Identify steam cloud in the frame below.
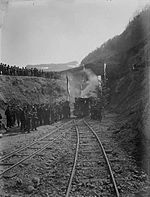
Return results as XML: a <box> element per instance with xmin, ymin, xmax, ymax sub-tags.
<box><xmin>80</xmin><ymin>69</ymin><xmax>98</xmax><ymax>98</ymax></box>
<box><xmin>66</xmin><ymin>68</ymin><xmax>99</xmax><ymax>105</ymax></box>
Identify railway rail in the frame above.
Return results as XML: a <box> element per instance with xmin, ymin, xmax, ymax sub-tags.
<box><xmin>1</xmin><ymin>119</ymin><xmax>120</xmax><ymax>196</ymax></box>
<box><xmin>0</xmin><ymin>120</ymin><xmax>73</xmax><ymax>178</ymax></box>
<box><xmin>65</xmin><ymin>119</ymin><xmax>120</xmax><ymax>197</ymax></box>
<box><xmin>0</xmin><ymin>120</ymin><xmax>72</xmax><ymax>162</ymax></box>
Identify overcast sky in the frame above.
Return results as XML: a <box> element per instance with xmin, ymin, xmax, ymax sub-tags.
<box><xmin>0</xmin><ymin>0</ymin><xmax>149</xmax><ymax>66</ymax></box>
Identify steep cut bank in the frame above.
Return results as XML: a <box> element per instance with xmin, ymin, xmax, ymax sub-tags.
<box><xmin>80</xmin><ymin>7</ymin><xmax>150</xmax><ymax>171</ymax></box>
<box><xmin>0</xmin><ymin>75</ymin><xmax>67</xmax><ymax>116</ymax></box>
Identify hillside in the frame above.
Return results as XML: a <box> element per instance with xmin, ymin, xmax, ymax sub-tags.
<box><xmin>82</xmin><ymin>7</ymin><xmax>150</xmax><ymax>78</ymax></box>
<box><xmin>80</xmin><ymin>7</ymin><xmax>150</xmax><ymax>171</ymax></box>
<box><xmin>0</xmin><ymin>75</ymin><xmax>67</xmax><ymax>117</ymax></box>
<box><xmin>80</xmin><ymin>6</ymin><xmax>150</xmax><ymax>118</ymax></box>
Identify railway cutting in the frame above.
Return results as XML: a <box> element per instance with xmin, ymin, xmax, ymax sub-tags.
<box><xmin>0</xmin><ymin>5</ymin><xmax>150</xmax><ymax>196</ymax></box>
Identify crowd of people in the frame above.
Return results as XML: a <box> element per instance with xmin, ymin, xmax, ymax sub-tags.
<box><xmin>1</xmin><ymin>97</ymin><xmax>103</xmax><ymax>135</ymax></box>
<box><xmin>4</xmin><ymin>101</ymin><xmax>70</xmax><ymax>133</ymax></box>
<box><xmin>0</xmin><ymin>63</ymin><xmax>59</xmax><ymax>79</ymax></box>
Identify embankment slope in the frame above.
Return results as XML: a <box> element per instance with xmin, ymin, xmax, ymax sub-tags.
<box><xmin>0</xmin><ymin>75</ymin><xmax>67</xmax><ymax>116</ymax></box>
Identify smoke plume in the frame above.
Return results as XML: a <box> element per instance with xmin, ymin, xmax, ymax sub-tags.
<box><xmin>80</xmin><ymin>68</ymin><xmax>98</xmax><ymax>98</ymax></box>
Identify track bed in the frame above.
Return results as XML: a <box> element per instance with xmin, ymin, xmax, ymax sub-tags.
<box><xmin>0</xmin><ymin>113</ymin><xmax>149</xmax><ymax>197</ymax></box>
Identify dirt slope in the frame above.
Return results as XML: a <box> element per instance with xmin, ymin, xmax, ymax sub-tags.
<box><xmin>0</xmin><ymin>75</ymin><xmax>67</xmax><ymax>115</ymax></box>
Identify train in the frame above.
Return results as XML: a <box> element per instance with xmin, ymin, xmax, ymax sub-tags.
<box><xmin>73</xmin><ymin>97</ymin><xmax>91</xmax><ymax>118</ymax></box>
<box><xmin>73</xmin><ymin>97</ymin><xmax>102</xmax><ymax>120</ymax></box>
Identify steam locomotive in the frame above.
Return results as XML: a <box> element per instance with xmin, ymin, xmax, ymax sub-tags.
<box><xmin>73</xmin><ymin>97</ymin><xmax>91</xmax><ymax>118</ymax></box>
<box><xmin>73</xmin><ymin>97</ymin><xmax>102</xmax><ymax>120</ymax></box>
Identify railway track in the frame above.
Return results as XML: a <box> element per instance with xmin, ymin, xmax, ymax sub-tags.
<box><xmin>0</xmin><ymin>120</ymin><xmax>73</xmax><ymax>178</ymax></box>
<box><xmin>65</xmin><ymin>119</ymin><xmax>120</xmax><ymax>197</ymax></box>
<box><xmin>1</xmin><ymin>119</ymin><xmax>120</xmax><ymax>196</ymax></box>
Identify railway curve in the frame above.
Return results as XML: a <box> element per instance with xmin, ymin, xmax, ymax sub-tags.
<box><xmin>65</xmin><ymin>119</ymin><xmax>120</xmax><ymax>197</ymax></box>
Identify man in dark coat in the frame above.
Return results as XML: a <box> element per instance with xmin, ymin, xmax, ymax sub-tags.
<box><xmin>20</xmin><ymin>107</ymin><xmax>26</xmax><ymax>132</ymax></box>
<box><xmin>5</xmin><ymin>106</ymin><xmax>11</xmax><ymax>128</ymax></box>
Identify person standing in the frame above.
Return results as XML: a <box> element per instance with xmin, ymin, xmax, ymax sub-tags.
<box><xmin>31</xmin><ymin>106</ymin><xmax>38</xmax><ymax>131</ymax></box>
<box><xmin>15</xmin><ymin>106</ymin><xmax>21</xmax><ymax>127</ymax></box>
<box><xmin>20</xmin><ymin>107</ymin><xmax>26</xmax><ymax>132</ymax></box>
<box><xmin>0</xmin><ymin>113</ymin><xmax>7</xmax><ymax>136</ymax></box>
<box><xmin>5</xmin><ymin>105</ymin><xmax>11</xmax><ymax>128</ymax></box>
<box><xmin>25</xmin><ymin>106</ymin><xmax>32</xmax><ymax>133</ymax></box>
